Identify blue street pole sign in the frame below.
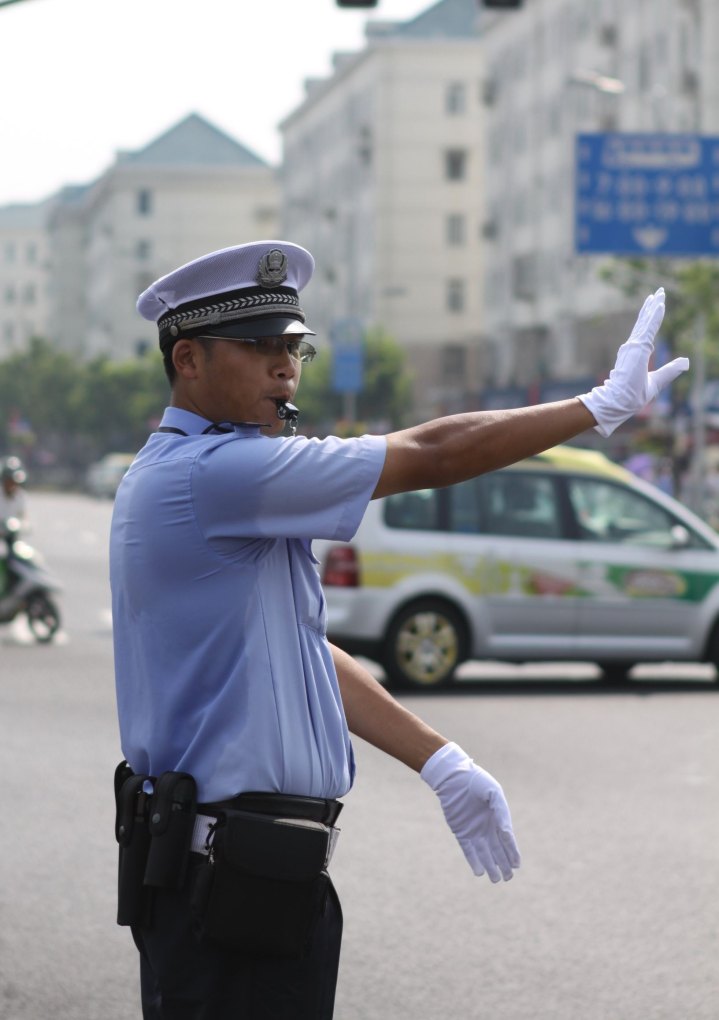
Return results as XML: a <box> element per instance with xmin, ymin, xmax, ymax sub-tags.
<box><xmin>330</xmin><ymin>317</ymin><xmax>364</xmax><ymax>394</ymax></box>
<box><xmin>575</xmin><ymin>133</ymin><xmax>719</xmax><ymax>256</ymax></box>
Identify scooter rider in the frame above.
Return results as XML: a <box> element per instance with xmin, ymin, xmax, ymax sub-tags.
<box><xmin>0</xmin><ymin>458</ymin><xmax>28</xmax><ymax>599</ymax></box>
<box><xmin>0</xmin><ymin>457</ymin><xmax>28</xmax><ymax>527</ymax></box>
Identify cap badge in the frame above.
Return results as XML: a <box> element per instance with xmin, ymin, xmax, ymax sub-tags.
<box><xmin>257</xmin><ymin>248</ymin><xmax>288</xmax><ymax>288</ymax></box>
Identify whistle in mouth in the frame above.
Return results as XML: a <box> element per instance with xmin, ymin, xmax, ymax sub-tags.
<box><xmin>275</xmin><ymin>400</ymin><xmax>299</xmax><ymax>434</ymax></box>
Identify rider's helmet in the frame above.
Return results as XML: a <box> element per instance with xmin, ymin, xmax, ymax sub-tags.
<box><xmin>1</xmin><ymin>456</ymin><xmax>26</xmax><ymax>486</ymax></box>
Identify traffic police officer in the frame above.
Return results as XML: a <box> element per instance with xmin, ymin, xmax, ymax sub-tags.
<box><xmin>111</xmin><ymin>240</ymin><xmax>688</xmax><ymax>1019</ymax></box>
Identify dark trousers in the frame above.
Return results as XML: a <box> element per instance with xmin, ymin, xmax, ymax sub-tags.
<box><xmin>132</xmin><ymin>857</ymin><xmax>343</xmax><ymax>1020</ymax></box>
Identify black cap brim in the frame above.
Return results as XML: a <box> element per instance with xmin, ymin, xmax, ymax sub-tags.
<box><xmin>200</xmin><ymin>315</ymin><xmax>316</xmax><ymax>339</ymax></box>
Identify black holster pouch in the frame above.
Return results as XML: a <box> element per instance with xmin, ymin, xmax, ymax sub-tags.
<box><xmin>114</xmin><ymin>762</ymin><xmax>197</xmax><ymax>927</ymax></box>
<box><xmin>144</xmin><ymin>770</ymin><xmax>197</xmax><ymax>889</ymax></box>
<box><xmin>115</xmin><ymin>762</ymin><xmax>153</xmax><ymax>927</ymax></box>
<box><xmin>190</xmin><ymin>809</ymin><xmax>335</xmax><ymax>960</ymax></box>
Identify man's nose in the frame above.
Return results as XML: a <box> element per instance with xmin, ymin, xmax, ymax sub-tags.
<box><xmin>271</xmin><ymin>346</ymin><xmax>298</xmax><ymax>377</ymax></box>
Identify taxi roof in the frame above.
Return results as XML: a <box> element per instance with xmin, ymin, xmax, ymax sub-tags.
<box><xmin>510</xmin><ymin>445</ymin><xmax>632</xmax><ymax>482</ymax></box>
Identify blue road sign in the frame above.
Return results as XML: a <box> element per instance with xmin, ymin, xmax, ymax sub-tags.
<box><xmin>575</xmin><ymin>133</ymin><xmax>719</xmax><ymax>256</ymax></box>
<box><xmin>330</xmin><ymin>317</ymin><xmax>365</xmax><ymax>394</ymax></box>
<box><xmin>332</xmin><ymin>347</ymin><xmax>364</xmax><ymax>394</ymax></box>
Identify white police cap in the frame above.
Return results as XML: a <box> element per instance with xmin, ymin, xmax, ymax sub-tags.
<box><xmin>136</xmin><ymin>240</ymin><xmax>315</xmax><ymax>350</ymax></box>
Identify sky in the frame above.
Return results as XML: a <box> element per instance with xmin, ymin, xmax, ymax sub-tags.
<box><xmin>0</xmin><ymin>0</ymin><xmax>433</xmax><ymax>206</ymax></box>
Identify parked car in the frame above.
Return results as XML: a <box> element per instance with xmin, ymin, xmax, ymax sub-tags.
<box><xmin>313</xmin><ymin>445</ymin><xmax>719</xmax><ymax>688</ymax></box>
<box><xmin>85</xmin><ymin>453</ymin><xmax>136</xmax><ymax>499</ymax></box>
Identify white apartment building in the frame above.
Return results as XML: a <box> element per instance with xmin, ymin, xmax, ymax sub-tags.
<box><xmin>47</xmin><ymin>113</ymin><xmax>279</xmax><ymax>359</ymax></box>
<box><xmin>481</xmin><ymin>0</ymin><xmax>718</xmax><ymax>398</ymax></box>
<box><xmin>0</xmin><ymin>201</ymin><xmax>51</xmax><ymax>358</ymax></box>
<box><xmin>280</xmin><ymin>0</ymin><xmax>485</xmax><ymax>419</ymax></box>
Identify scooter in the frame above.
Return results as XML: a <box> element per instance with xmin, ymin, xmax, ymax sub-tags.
<box><xmin>0</xmin><ymin>517</ymin><xmax>62</xmax><ymax>643</ymax></box>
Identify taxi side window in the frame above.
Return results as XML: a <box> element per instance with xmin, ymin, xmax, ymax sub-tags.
<box><xmin>448</xmin><ymin>478</ymin><xmax>481</xmax><ymax>533</ymax></box>
<box><xmin>567</xmin><ymin>477</ymin><xmax>705</xmax><ymax>548</ymax></box>
<box><xmin>475</xmin><ymin>473</ymin><xmax>563</xmax><ymax>539</ymax></box>
<box><xmin>384</xmin><ymin>489</ymin><xmax>441</xmax><ymax>531</ymax></box>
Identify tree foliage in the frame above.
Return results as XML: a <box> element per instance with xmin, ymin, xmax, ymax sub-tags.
<box><xmin>298</xmin><ymin>327</ymin><xmax>412</xmax><ymax>434</ymax></box>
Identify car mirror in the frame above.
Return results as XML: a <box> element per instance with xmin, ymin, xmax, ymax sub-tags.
<box><xmin>670</xmin><ymin>524</ymin><xmax>691</xmax><ymax>549</ymax></box>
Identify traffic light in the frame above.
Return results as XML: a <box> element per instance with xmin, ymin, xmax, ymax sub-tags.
<box><xmin>336</xmin><ymin>1</ymin><xmax>379</xmax><ymax>6</ymax></box>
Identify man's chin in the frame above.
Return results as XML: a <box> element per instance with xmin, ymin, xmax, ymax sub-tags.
<box><xmin>259</xmin><ymin>420</ymin><xmax>285</xmax><ymax>437</ymax></box>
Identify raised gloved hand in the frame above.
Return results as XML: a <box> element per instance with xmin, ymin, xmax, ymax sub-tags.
<box><xmin>577</xmin><ymin>288</ymin><xmax>689</xmax><ymax>437</ymax></box>
<box><xmin>421</xmin><ymin>741</ymin><xmax>520</xmax><ymax>882</ymax></box>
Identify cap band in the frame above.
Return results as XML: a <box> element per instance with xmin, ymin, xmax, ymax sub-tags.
<box><xmin>158</xmin><ymin>285</ymin><xmax>304</xmax><ymax>345</ymax></box>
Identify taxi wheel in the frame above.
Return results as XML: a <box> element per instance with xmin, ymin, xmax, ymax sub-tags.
<box><xmin>704</xmin><ymin>621</ymin><xmax>719</xmax><ymax>681</ymax></box>
<box><xmin>383</xmin><ymin>599</ymin><xmax>467</xmax><ymax>690</ymax></box>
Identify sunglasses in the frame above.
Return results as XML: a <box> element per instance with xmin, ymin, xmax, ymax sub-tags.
<box><xmin>195</xmin><ymin>335</ymin><xmax>316</xmax><ymax>363</ymax></box>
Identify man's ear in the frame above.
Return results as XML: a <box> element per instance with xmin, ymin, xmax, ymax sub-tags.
<box><xmin>172</xmin><ymin>338</ymin><xmax>201</xmax><ymax>379</ymax></box>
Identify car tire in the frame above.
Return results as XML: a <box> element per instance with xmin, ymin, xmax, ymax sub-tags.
<box><xmin>382</xmin><ymin>598</ymin><xmax>467</xmax><ymax>690</ymax></box>
<box><xmin>597</xmin><ymin>661</ymin><xmax>634</xmax><ymax>683</ymax></box>
<box><xmin>704</xmin><ymin>621</ymin><xmax>719</xmax><ymax>682</ymax></box>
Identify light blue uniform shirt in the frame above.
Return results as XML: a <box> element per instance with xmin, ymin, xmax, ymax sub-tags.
<box><xmin>110</xmin><ymin>407</ymin><xmax>386</xmax><ymax>803</ymax></box>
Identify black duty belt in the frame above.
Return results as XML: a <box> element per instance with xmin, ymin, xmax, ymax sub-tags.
<box><xmin>199</xmin><ymin>791</ymin><xmax>343</xmax><ymax>827</ymax></box>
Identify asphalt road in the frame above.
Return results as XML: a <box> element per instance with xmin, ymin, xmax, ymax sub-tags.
<box><xmin>0</xmin><ymin>492</ymin><xmax>717</xmax><ymax>1020</ymax></box>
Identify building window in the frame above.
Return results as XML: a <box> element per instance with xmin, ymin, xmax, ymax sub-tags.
<box><xmin>446</xmin><ymin>213</ymin><xmax>466</xmax><ymax>246</ymax></box>
<box><xmin>638</xmin><ymin>42</ymin><xmax>651</xmax><ymax>92</ymax></box>
<box><xmin>514</xmin><ymin>114</ymin><xmax>527</xmax><ymax>153</ymax></box>
<box><xmin>442</xmin><ymin>343</ymin><xmax>467</xmax><ymax>382</ymax></box>
<box><xmin>445</xmin><ymin>81</ymin><xmax>466</xmax><ymax>115</ymax></box>
<box><xmin>255</xmin><ymin>206</ymin><xmax>276</xmax><ymax>225</ymax></box>
<box><xmin>26</xmin><ymin>243</ymin><xmax>37</xmax><ymax>265</ymax></box>
<box><xmin>5</xmin><ymin>243</ymin><xmax>15</xmax><ymax>264</ymax></box>
<box><xmin>3</xmin><ymin>322</ymin><xmax>14</xmax><ymax>343</ymax></box>
<box><xmin>548</xmin><ymin>98</ymin><xmax>561</xmax><ymax>137</ymax></box>
<box><xmin>444</xmin><ymin>149</ymin><xmax>468</xmax><ymax>181</ymax></box>
<box><xmin>23</xmin><ymin>283</ymin><xmax>36</xmax><ymax>305</ymax></box>
<box><xmin>136</xmin><ymin>239</ymin><xmax>152</xmax><ymax>260</ymax></box>
<box><xmin>4</xmin><ymin>285</ymin><xmax>16</xmax><ymax>304</ymax></box>
<box><xmin>446</xmin><ymin>278</ymin><xmax>466</xmax><ymax>313</ymax></box>
<box><xmin>137</xmin><ymin>189</ymin><xmax>153</xmax><ymax>216</ymax></box>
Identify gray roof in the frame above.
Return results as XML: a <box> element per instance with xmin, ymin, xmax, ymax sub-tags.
<box><xmin>120</xmin><ymin>113</ymin><xmax>269</xmax><ymax>169</ymax></box>
<box><xmin>370</xmin><ymin>0</ymin><xmax>481</xmax><ymax>40</ymax></box>
<box><xmin>0</xmin><ymin>200</ymin><xmax>51</xmax><ymax>227</ymax></box>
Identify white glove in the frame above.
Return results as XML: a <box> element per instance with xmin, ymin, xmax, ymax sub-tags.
<box><xmin>577</xmin><ymin>288</ymin><xmax>689</xmax><ymax>437</ymax></box>
<box><xmin>421</xmin><ymin>742</ymin><xmax>520</xmax><ymax>882</ymax></box>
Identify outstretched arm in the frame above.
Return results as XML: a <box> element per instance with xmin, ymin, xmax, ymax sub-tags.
<box><xmin>374</xmin><ymin>289</ymin><xmax>688</xmax><ymax>499</ymax></box>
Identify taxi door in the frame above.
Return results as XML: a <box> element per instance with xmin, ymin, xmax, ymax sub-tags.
<box><xmin>565</xmin><ymin>474</ymin><xmax>711</xmax><ymax>660</ymax></box>
<box><xmin>448</xmin><ymin>471</ymin><xmax>582</xmax><ymax>657</ymax></box>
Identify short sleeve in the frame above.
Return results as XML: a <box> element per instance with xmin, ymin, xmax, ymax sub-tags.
<box><xmin>192</xmin><ymin>433</ymin><xmax>387</xmax><ymax>542</ymax></box>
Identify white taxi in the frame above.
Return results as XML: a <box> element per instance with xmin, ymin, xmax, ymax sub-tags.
<box><xmin>313</xmin><ymin>446</ymin><xmax>719</xmax><ymax>688</ymax></box>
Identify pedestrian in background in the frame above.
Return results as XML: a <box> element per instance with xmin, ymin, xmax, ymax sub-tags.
<box><xmin>110</xmin><ymin>240</ymin><xmax>688</xmax><ymax>1019</ymax></box>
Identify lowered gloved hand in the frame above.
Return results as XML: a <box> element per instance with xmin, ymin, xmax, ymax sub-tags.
<box><xmin>578</xmin><ymin>288</ymin><xmax>689</xmax><ymax>437</ymax></box>
<box><xmin>421</xmin><ymin>742</ymin><xmax>520</xmax><ymax>882</ymax></box>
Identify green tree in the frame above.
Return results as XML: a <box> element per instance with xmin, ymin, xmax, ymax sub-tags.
<box><xmin>0</xmin><ymin>339</ymin><xmax>168</xmax><ymax>479</ymax></box>
<box><xmin>298</xmin><ymin>327</ymin><xmax>412</xmax><ymax>434</ymax></box>
<box><xmin>68</xmin><ymin>352</ymin><xmax>168</xmax><ymax>452</ymax></box>
<box><xmin>0</xmin><ymin>337</ymin><xmax>80</xmax><ymax>452</ymax></box>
